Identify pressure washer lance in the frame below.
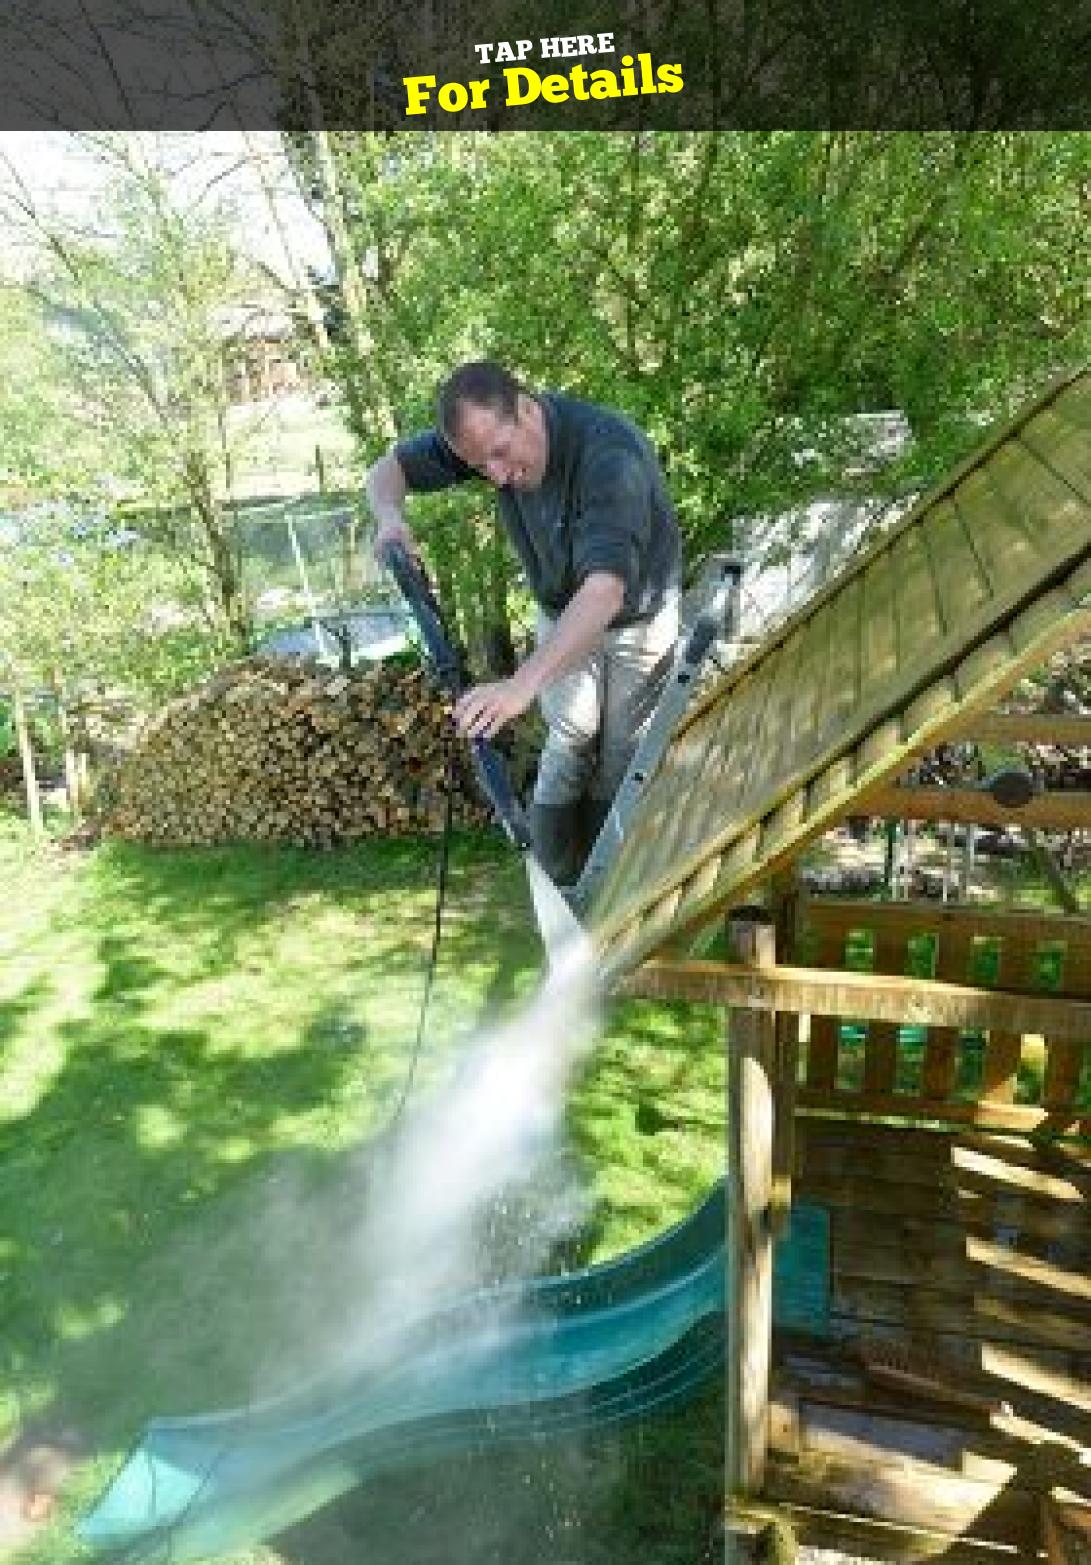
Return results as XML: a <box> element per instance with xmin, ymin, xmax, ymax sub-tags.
<box><xmin>377</xmin><ymin>539</ymin><xmax>587</xmax><ymax>966</ymax></box>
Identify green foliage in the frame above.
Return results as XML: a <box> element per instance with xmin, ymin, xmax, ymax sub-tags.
<box><xmin>0</xmin><ymin>287</ymin><xmax>105</xmax><ymax>493</ymax></box>
<box><xmin>313</xmin><ymin>130</ymin><xmax>1089</xmax><ymax>633</ymax></box>
<box><xmin>0</xmin><ymin>136</ymin><xmax>279</xmax><ymax>654</ymax></box>
<box><xmin>0</xmin><ymin>502</ymin><xmax>231</xmax><ymax>701</ymax></box>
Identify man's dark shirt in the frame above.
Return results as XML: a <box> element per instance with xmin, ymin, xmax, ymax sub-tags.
<box><xmin>394</xmin><ymin>393</ymin><xmax>681</xmax><ymax>627</ymax></box>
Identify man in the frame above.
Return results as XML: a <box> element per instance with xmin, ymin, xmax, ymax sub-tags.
<box><xmin>365</xmin><ymin>361</ymin><xmax>681</xmax><ymax>887</ymax></box>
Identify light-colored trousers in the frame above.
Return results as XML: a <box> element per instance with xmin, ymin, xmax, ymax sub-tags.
<box><xmin>532</xmin><ymin>591</ymin><xmax>680</xmax><ymax>808</ymax></box>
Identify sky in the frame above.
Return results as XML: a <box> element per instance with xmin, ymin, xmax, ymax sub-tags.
<box><xmin>0</xmin><ymin>131</ymin><xmax>333</xmax><ymax>287</ymax></box>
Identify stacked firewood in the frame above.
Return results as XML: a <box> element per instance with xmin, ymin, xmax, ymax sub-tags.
<box><xmin>105</xmin><ymin>658</ymin><xmax>500</xmax><ymax>848</ymax></box>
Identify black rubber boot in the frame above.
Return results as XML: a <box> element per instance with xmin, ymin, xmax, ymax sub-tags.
<box><xmin>528</xmin><ymin>802</ymin><xmax>585</xmax><ymax>889</ymax></box>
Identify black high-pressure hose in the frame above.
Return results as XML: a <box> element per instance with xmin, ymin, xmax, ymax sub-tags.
<box><xmin>377</xmin><ymin>540</ymin><xmax>532</xmax><ymax>850</ymax></box>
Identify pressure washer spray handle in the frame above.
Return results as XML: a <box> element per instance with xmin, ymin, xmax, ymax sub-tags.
<box><xmin>377</xmin><ymin>538</ymin><xmax>531</xmax><ymax>852</ymax></box>
<box><xmin>376</xmin><ymin>537</ymin><xmax>461</xmax><ymax>694</ymax></box>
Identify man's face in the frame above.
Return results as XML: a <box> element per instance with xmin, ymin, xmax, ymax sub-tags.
<box><xmin>449</xmin><ymin>394</ymin><xmax>548</xmax><ymax>490</ymax></box>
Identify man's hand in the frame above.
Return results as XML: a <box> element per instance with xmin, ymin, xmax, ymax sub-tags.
<box><xmin>374</xmin><ymin>518</ymin><xmax>420</xmax><ymax>565</ymax></box>
<box><xmin>454</xmin><ymin>673</ymin><xmax>537</xmax><ymax>740</ymax></box>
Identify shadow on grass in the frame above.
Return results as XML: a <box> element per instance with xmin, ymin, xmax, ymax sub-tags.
<box><xmin>0</xmin><ymin>977</ymin><xmax>53</xmax><ymax>1056</ymax></box>
<box><xmin>2</xmin><ymin>829</ymin><xmax>726</xmax><ymax>1564</ymax></box>
<box><xmin>86</xmin><ymin>832</ymin><xmax>539</xmax><ymax>992</ymax></box>
<box><xmin>3</xmin><ymin>835</ymin><xmax>544</xmax><ymax>1452</ymax></box>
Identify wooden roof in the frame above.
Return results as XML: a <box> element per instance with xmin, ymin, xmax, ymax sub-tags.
<box><xmin>589</xmin><ymin>368</ymin><xmax>1091</xmax><ymax>985</ymax></box>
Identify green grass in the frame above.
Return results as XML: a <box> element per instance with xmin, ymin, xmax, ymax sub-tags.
<box><xmin>0</xmin><ymin>812</ymin><xmax>724</xmax><ymax>1565</ymax></box>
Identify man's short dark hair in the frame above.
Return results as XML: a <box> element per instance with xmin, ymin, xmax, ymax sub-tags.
<box><xmin>437</xmin><ymin>361</ymin><xmax>525</xmax><ymax>442</ymax></box>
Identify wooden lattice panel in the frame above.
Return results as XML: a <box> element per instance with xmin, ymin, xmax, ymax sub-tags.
<box><xmin>590</xmin><ymin>369</ymin><xmax>1091</xmax><ymax>984</ymax></box>
<box><xmin>797</xmin><ymin>901</ymin><xmax>1091</xmax><ymax>1135</ymax></box>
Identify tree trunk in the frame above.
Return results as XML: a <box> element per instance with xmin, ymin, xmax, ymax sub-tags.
<box><xmin>53</xmin><ymin>670</ymin><xmax>81</xmax><ymax>820</ymax></box>
<box><xmin>12</xmin><ymin>685</ymin><xmax>44</xmax><ymax>837</ymax></box>
<box><xmin>183</xmin><ymin>449</ymin><xmax>252</xmax><ymax>652</ymax></box>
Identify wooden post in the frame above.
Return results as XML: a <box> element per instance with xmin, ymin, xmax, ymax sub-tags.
<box><xmin>943</xmin><ymin>819</ymin><xmax>955</xmax><ymax>903</ymax></box>
<box><xmin>53</xmin><ymin>671</ymin><xmax>80</xmax><ymax>821</ymax></box>
<box><xmin>726</xmin><ymin>910</ymin><xmax>777</xmax><ymax>1509</ymax></box>
<box><xmin>12</xmin><ymin>685</ymin><xmax>43</xmax><ymax>837</ymax></box>
<box><xmin>770</xmin><ymin>875</ymin><xmax>802</xmax><ymax>1234</ymax></box>
<box><xmin>341</xmin><ymin>511</ymin><xmax>360</xmax><ymax>596</ymax></box>
<box><xmin>959</xmin><ymin>824</ymin><xmax>976</xmax><ymax>900</ymax></box>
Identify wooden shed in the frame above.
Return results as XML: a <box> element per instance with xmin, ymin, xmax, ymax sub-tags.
<box><xmin>588</xmin><ymin>368</ymin><xmax>1091</xmax><ymax>1560</ymax></box>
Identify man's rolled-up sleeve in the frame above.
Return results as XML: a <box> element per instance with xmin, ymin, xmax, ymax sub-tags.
<box><xmin>394</xmin><ymin>429</ymin><xmax>476</xmax><ymax>493</ymax></box>
<box><xmin>571</xmin><ymin>446</ymin><xmax>653</xmax><ymax>616</ymax></box>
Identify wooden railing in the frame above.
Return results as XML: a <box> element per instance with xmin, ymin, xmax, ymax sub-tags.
<box><xmin>797</xmin><ymin>900</ymin><xmax>1091</xmax><ymax>1133</ymax></box>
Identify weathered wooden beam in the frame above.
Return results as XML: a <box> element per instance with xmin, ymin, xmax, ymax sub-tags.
<box><xmin>726</xmin><ymin>915</ymin><xmax>777</xmax><ymax>1502</ymax></box>
<box><xmin>1043</xmin><ymin>1497</ymin><xmax>1091</xmax><ymax>1564</ymax></box>
<box><xmin>855</xmin><ymin>784</ymin><xmax>1091</xmax><ymax>830</ymax></box>
<box><xmin>766</xmin><ymin>1450</ymin><xmax>1042</xmax><ymax>1550</ymax></box>
<box><xmin>952</xmin><ymin>711</ymin><xmax>1091</xmax><ymax>747</ymax></box>
<box><xmin>768</xmin><ymin>1499</ymin><xmax>1026</xmax><ymax>1563</ymax></box>
<box><xmin>623</xmin><ymin>959</ymin><xmax>1091</xmax><ymax>1040</ymax></box>
<box><xmin>804</xmin><ymin>897</ymin><xmax>1091</xmax><ymax>945</ymax></box>
<box><xmin>796</xmin><ymin>1087</ymin><xmax>1089</xmax><ymax>1136</ymax></box>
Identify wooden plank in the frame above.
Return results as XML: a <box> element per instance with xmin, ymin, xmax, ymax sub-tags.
<box><xmin>956</xmin><ymin>712</ymin><xmax>1091</xmax><ymax>746</ymax></box>
<box><xmin>726</xmin><ymin>915</ymin><xmax>777</xmax><ymax>1497</ymax></box>
<box><xmin>738</xmin><ymin>609</ymin><xmax>827</xmax><ymax>824</ymax></box>
<box><xmin>923</xmin><ymin>497</ymin><xmax>994</xmax><ymax>633</ymax></box>
<box><xmin>807</xmin><ymin>900</ymin><xmax>1091</xmax><ymax>978</ymax></box>
<box><xmin>858</xmin><ymin>544</ymin><xmax>901</xmax><ymax>702</ymax></box>
<box><xmin>1044</xmin><ymin>1038</ymin><xmax>1089</xmax><ymax>1113</ymax></box>
<box><xmin>795</xmin><ymin>1131</ymin><xmax>1091</xmax><ymax>1204</ymax></box>
<box><xmin>601</xmin><ymin>650</ymin><xmax>781</xmax><ymax>926</ymax></box>
<box><xmin>797</xmin><ymin>1165</ymin><xmax>1087</xmax><ymax>1245</ymax></box>
<box><xmin>991</xmin><ymin>436</ymin><xmax>1091</xmax><ymax>552</ymax></box>
<box><xmin>797</xmin><ymin>1087</ymin><xmax>1090</xmax><ymax>1137</ymax></box>
<box><xmin>828</xmin><ymin>1226</ymin><xmax>1091</xmax><ymax>1303</ymax></box>
<box><xmin>982</xmin><ymin>1031</ymin><xmax>1026</xmax><ymax>1104</ymax></box>
<box><xmin>803</xmin><ymin>927</ymin><xmax>843</xmax><ymax>1092</ymax></box>
<box><xmin>1022</xmin><ymin>407</ymin><xmax>1091</xmax><ymax>502</ymax></box>
<box><xmin>863</xmin><ymin>928</ymin><xmax>907</xmax><ymax>1096</ymax></box>
<box><xmin>1043</xmin><ymin>1498</ymin><xmax>1091</xmax><ymax>1565</ymax></box>
<box><xmin>830</xmin><ymin>1276</ymin><xmax>1091</xmax><ymax>1358</ymax></box>
<box><xmin>819</xmin><ymin>571</ymin><xmax>863</xmax><ymax>744</ymax></box>
<box><xmin>892</xmin><ymin>519</ymin><xmax>946</xmax><ymax>670</ymax></box>
<box><xmin>646</xmin><ymin>665</ymin><xmax>766</xmax><ymax>898</ymax></box>
<box><xmin>779</xmin><ymin>1347</ymin><xmax>1091</xmax><ymax>1454</ymax></box>
<box><xmin>796</xmin><ymin>1116</ymin><xmax>1091</xmax><ymax>1179</ymax></box>
<box><xmin>796</xmin><ymin>1323</ymin><xmax>1091</xmax><ymax>1433</ymax></box>
<box><xmin>772</xmin><ymin>1011</ymin><xmax>799</xmax><ymax>1230</ymax></box>
<box><xmin>951</xmin><ymin>463</ymin><xmax>1045</xmax><ymax>603</ymax></box>
<box><xmin>770</xmin><ymin>618</ymin><xmax>826</xmax><ymax>807</ymax></box>
<box><xmin>622</xmin><ymin>959</ymin><xmax>1091</xmax><ymax>1042</ymax></box>
<box><xmin>923</xmin><ymin>924</ymin><xmax>971</xmax><ymax>1102</ymax></box>
<box><xmin>766</xmin><ymin>1498</ymin><xmax>1031</xmax><ymax>1562</ymax></box>
<box><xmin>798</xmin><ymin>1402</ymin><xmax>1023</xmax><ymax>1483</ymax></box>
<box><xmin>856</xmin><ymin>784</ymin><xmax>1091</xmax><ymax>830</ymax></box>
<box><xmin>765</xmin><ymin>1449</ymin><xmax>1042</xmax><ymax>1549</ymax></box>
<box><xmin>863</xmin><ymin>1030</ymin><xmax>902</xmax><ymax>1096</ymax></box>
<box><xmin>1055</xmin><ymin>375</ymin><xmax>1091</xmax><ymax>432</ymax></box>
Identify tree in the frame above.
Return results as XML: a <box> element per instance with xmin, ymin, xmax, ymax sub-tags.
<box><xmin>302</xmin><ymin>129</ymin><xmax>1089</xmax><ymax>651</ymax></box>
<box><xmin>0</xmin><ymin>285</ymin><xmax>105</xmax><ymax>496</ymax></box>
<box><xmin>0</xmin><ymin>495</ymin><xmax>231</xmax><ymax>819</ymax></box>
<box><xmin>0</xmin><ymin>134</ymin><xmax>288</xmax><ymax>651</ymax></box>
